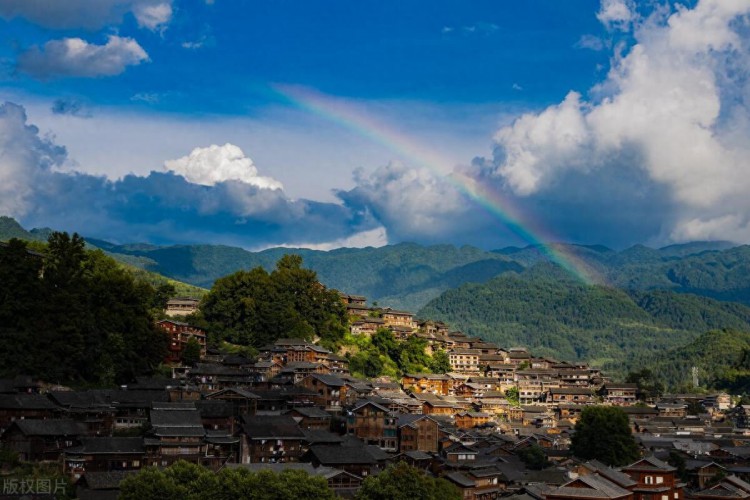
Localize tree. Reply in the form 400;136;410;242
517;444;550;470
626;368;665;401
667;450;689;483
429;349;451;373
198;255;347;348
0;232;168;385
570;406;639;466
350;349;384;378
152;283;177;312
355;462;460;500
505;387;520;407
119;460;335;500
372;328;399;360
181;338;202;366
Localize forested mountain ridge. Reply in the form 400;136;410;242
82;234;750;310
5;215;750;312
0;217;206;298
418;271;750;377
641;329;750;391
74;239;526;312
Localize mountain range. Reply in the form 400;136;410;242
6;215;750;385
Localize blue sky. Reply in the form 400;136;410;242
0;0;748;250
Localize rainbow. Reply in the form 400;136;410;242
270;84;602;285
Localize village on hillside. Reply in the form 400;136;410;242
2;291;750;499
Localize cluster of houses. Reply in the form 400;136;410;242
4;294;750;499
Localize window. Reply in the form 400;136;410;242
656;476;664;484
645;476;653;484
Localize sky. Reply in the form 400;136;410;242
0;0;749;251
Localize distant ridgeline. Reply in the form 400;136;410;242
5;215;750;390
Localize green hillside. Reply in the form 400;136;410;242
0;216;45;242
86;237;750;312
645;329;750;391
418;270;750;376
86;241;523;311
1;218;206;299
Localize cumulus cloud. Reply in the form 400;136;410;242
18;36;149;79
0;103;66;218
597;0;637;31
130;1;172;31
0;101;380;248
337;162;502;246
164;143;283;190
0;0;173;31
485;0;750;245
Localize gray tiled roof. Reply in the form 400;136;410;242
10;418;86;436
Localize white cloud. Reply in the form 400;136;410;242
494;91;591;195
0;0;173;31
131;1;172;31
337;161;497;244
0;102;66;217
164;143;283;190
489;0;750;244
575;34;608;51
0;100;380;248
272;226;389;251
597;0;636;31
18;36;148;79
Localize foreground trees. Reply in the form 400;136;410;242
119;460;335;500
198;254;348;347
0;234;168;385
355;462;460;500
570;406;640;466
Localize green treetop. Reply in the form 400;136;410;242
570;406;640;466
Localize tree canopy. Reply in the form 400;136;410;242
570;406;639;466
119;460;336;500
197;254;348;347
355;462;460;500
0;234;168;385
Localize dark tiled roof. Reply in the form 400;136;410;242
549;474;632;498
622;455;676;472
307;374;345;387
205;388;260;400
445;471;476;488
302;429;343;444
150;409;203;428
152;426;205;437
307;444;378;465
241;415;304;439
69;437;144;454
10;418;86;436
195;400;234;418
0;393;57;410
286;406;331;419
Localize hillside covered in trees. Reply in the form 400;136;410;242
642;329;750;391
6;216;750;312
0;234;169;385
418;271;750;377
195;254;348;348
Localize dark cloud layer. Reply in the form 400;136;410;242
0;101;377;248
